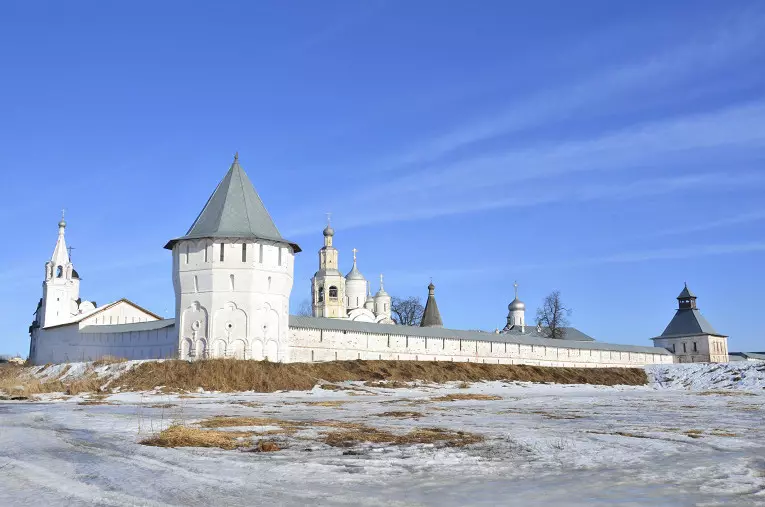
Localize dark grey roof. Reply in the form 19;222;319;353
728;352;765;361
677;284;696;299
288;315;671;355
655;309;724;339
164;155;300;252
79;319;176;333
502;325;595;341
420;285;443;328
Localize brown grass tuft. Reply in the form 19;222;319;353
304;400;350;407
431;393;503;402
115;359;646;393
698;390;756;396
140;425;254;449
92;356;128;367
374;411;425;419
322;425;483;448
254;440;280;452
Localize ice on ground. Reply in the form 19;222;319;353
647;362;765;391
2;366;765;506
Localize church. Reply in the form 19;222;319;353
28;155;714;367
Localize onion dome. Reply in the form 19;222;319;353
508;299;525;312
323;224;334;237
345;249;365;281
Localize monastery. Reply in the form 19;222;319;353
27;155;727;366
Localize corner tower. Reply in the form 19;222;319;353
651;284;728;363
420;281;443;328
164;154;301;362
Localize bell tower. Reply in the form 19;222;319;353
39;212;81;328
311;218;346;318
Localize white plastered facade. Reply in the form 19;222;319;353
28;156;683;367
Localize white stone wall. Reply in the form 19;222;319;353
30;323;177;364
287;327;674;367
173;238;295;362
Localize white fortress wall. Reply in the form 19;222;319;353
32;321;177;364
287;318;674;367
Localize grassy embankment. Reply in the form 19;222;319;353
1;359;648;397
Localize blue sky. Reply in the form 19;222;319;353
1;1;764;356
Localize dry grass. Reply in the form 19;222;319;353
116;359;647;393
304;400;351;407
431;393;503;402
698;390;756;396
0;365;103;398
140;425;255;450
374;411;424;419
92;356;128;367
322;425;483;448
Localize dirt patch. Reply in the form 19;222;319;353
92;356;128;367
140;425;255;450
148;403;176;409
431;394;503;402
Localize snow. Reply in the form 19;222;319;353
647;362;765;391
1;364;764;506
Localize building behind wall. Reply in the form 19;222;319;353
28;154;683;368
652;284;728;363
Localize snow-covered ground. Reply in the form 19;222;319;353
1;364;764;506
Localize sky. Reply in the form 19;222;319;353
1;1;764;356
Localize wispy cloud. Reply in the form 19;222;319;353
649;210;765;238
379;11;765;173
284;100;765;235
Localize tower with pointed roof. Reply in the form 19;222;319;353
38;213;81;328
651;284;729;363
420;282;443;328
165;154;301;362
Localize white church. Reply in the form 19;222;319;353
28;155;725;367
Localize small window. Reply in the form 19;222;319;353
683;342;687;353
329;286;338;299
693;342;697;352
242;243;247;262
204;243;209;262
185;244;189;264
278;248;282;266
318;287;324;302
259;244;264;263
230;274;235;291
219;243;225;262
672;343;676;353
56;266;63;278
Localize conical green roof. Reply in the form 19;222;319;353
165;155;300;251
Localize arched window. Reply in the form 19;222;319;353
318;287;324;302
56;266;63;278
329;286;338;299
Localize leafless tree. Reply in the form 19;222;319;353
391;296;425;326
295;298;312;317
536;290;571;339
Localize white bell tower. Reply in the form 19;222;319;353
39;212;81;328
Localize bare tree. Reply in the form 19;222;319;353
295;298;313;317
391;296;425;326
535;290;571;339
